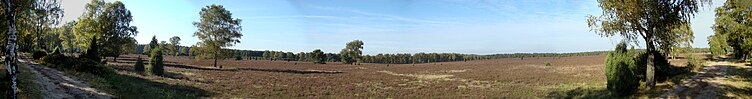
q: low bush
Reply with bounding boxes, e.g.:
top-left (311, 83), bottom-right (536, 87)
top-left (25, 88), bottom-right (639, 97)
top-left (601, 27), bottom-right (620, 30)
top-left (134, 57), bottom-right (145, 72)
top-left (32, 50), bottom-right (47, 60)
top-left (686, 54), bottom-right (705, 72)
top-left (545, 62), bottom-right (552, 66)
top-left (604, 42), bottom-right (639, 96)
top-left (41, 55), bottom-right (114, 76)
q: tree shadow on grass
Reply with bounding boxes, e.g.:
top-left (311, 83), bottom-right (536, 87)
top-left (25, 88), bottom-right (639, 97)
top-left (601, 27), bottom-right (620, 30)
top-left (718, 65), bottom-right (752, 98)
top-left (163, 63), bottom-right (343, 74)
top-left (545, 87), bottom-right (617, 99)
top-left (92, 73), bottom-right (214, 98)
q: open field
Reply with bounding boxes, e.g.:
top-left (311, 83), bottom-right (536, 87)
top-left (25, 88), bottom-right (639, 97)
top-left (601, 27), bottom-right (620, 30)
top-left (103, 54), bottom-right (607, 98)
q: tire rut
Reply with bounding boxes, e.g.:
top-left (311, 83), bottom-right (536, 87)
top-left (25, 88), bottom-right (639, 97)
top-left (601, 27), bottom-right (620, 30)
top-left (19, 59), bottom-right (114, 99)
top-left (661, 60), bottom-right (729, 98)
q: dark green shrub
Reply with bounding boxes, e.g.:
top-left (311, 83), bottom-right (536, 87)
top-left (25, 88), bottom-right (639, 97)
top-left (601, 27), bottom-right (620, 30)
top-left (40, 53), bottom-right (66, 67)
top-left (235, 56), bottom-right (242, 60)
top-left (83, 36), bottom-right (100, 61)
top-left (149, 47), bottom-right (164, 76)
top-left (312, 49), bottom-right (326, 64)
top-left (41, 54), bottom-right (114, 76)
top-left (545, 62), bottom-right (552, 66)
top-left (32, 50), bottom-right (48, 60)
top-left (634, 51), bottom-right (677, 82)
top-left (134, 57), bottom-right (145, 72)
top-left (605, 42), bottom-right (639, 96)
top-left (72, 58), bottom-right (114, 75)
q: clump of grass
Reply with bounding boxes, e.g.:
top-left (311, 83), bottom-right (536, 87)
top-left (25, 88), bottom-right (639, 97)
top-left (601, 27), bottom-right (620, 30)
top-left (545, 62), bottom-right (553, 67)
top-left (686, 54), bottom-right (705, 72)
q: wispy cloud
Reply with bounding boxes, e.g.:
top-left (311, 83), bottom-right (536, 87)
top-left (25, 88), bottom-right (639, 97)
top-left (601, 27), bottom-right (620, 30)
top-left (302, 4), bottom-right (470, 26)
top-left (243, 15), bottom-right (346, 20)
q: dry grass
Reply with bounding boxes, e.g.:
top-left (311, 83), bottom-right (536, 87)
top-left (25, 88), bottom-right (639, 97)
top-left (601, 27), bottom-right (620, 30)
top-left (718, 62), bottom-right (752, 98)
top-left (105, 54), bottom-right (608, 98)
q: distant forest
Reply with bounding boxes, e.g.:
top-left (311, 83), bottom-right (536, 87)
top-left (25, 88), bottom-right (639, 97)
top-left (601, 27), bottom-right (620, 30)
top-left (132, 44), bottom-right (710, 64)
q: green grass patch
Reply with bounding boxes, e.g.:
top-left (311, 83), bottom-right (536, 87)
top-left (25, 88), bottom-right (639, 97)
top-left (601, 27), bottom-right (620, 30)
top-left (0, 63), bottom-right (45, 98)
top-left (75, 72), bottom-right (210, 98)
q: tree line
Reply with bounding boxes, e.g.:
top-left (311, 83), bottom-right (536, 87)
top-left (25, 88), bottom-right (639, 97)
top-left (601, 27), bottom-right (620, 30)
top-left (708, 0), bottom-right (752, 61)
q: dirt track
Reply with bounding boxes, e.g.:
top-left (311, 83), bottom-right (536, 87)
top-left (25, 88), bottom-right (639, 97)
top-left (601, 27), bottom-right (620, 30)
top-left (661, 60), bottom-right (730, 98)
top-left (19, 59), bottom-right (113, 99)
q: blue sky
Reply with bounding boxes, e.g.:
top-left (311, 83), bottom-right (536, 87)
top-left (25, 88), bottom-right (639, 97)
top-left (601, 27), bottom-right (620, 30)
top-left (60, 0), bottom-right (723, 55)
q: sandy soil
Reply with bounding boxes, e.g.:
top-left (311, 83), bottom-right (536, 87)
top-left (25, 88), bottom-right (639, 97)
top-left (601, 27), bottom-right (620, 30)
top-left (662, 59), bottom-right (730, 98)
top-left (19, 58), bottom-right (113, 98)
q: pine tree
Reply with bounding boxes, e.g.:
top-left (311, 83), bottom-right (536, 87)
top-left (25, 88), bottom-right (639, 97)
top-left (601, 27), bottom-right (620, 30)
top-left (149, 45), bottom-right (164, 76)
top-left (134, 56), bottom-right (145, 72)
top-left (84, 36), bottom-right (100, 61)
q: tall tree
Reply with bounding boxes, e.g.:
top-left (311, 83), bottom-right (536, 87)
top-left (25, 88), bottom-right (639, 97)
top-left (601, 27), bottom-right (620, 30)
top-left (146, 35), bottom-right (158, 55)
top-left (2, 0), bottom-right (20, 97)
top-left (340, 40), bottom-right (364, 64)
top-left (660, 23), bottom-right (694, 59)
top-left (74, 0), bottom-right (137, 61)
top-left (169, 36), bottom-right (181, 56)
top-left (31, 0), bottom-right (62, 51)
top-left (83, 36), bottom-right (99, 61)
top-left (1, 0), bottom-right (36, 52)
top-left (58, 21), bottom-right (77, 53)
top-left (193, 4), bottom-right (242, 67)
top-left (708, 34), bottom-right (731, 57)
top-left (712, 0), bottom-right (752, 60)
top-left (312, 49), bottom-right (325, 64)
top-left (587, 0), bottom-right (709, 88)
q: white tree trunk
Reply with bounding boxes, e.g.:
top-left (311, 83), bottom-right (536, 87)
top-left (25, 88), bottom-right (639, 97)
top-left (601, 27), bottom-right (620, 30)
top-left (4, 0), bottom-right (19, 98)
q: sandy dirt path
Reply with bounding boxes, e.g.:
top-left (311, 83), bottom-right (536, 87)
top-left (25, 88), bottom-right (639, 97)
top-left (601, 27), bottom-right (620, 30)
top-left (661, 60), bottom-right (731, 98)
top-left (18, 59), bottom-right (114, 99)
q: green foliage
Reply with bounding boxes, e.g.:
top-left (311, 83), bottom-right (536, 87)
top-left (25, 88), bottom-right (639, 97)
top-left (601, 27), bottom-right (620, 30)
top-left (83, 36), bottom-right (100, 61)
top-left (146, 36), bottom-right (158, 55)
top-left (311, 49), bottom-right (326, 64)
top-left (604, 42), bottom-right (638, 96)
top-left (359, 51), bottom-right (609, 64)
top-left (711, 0), bottom-right (752, 60)
top-left (0, 0), bottom-right (64, 52)
top-left (149, 46), bottom-right (164, 76)
top-left (74, 0), bottom-right (137, 59)
top-left (686, 54), bottom-right (705, 72)
top-left (134, 57), bottom-right (145, 72)
top-left (193, 4), bottom-right (242, 67)
top-left (545, 62), bottom-right (552, 67)
top-left (58, 21), bottom-right (78, 53)
top-left (340, 40), bottom-right (364, 64)
top-left (169, 36), bottom-right (181, 56)
top-left (40, 55), bottom-right (114, 76)
top-left (50, 46), bottom-right (61, 55)
top-left (588, 0), bottom-right (709, 88)
top-left (235, 55), bottom-right (242, 60)
top-left (708, 34), bottom-right (731, 57)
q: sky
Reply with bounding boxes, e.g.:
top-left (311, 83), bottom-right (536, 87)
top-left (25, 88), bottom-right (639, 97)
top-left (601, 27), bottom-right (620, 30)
top-left (60, 0), bottom-right (724, 55)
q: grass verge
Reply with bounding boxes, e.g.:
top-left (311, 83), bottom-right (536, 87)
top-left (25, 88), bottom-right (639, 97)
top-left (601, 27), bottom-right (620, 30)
top-left (0, 63), bottom-right (45, 98)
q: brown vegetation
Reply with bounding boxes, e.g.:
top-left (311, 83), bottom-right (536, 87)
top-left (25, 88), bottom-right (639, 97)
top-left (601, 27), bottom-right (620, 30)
top-left (105, 54), bottom-right (606, 98)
